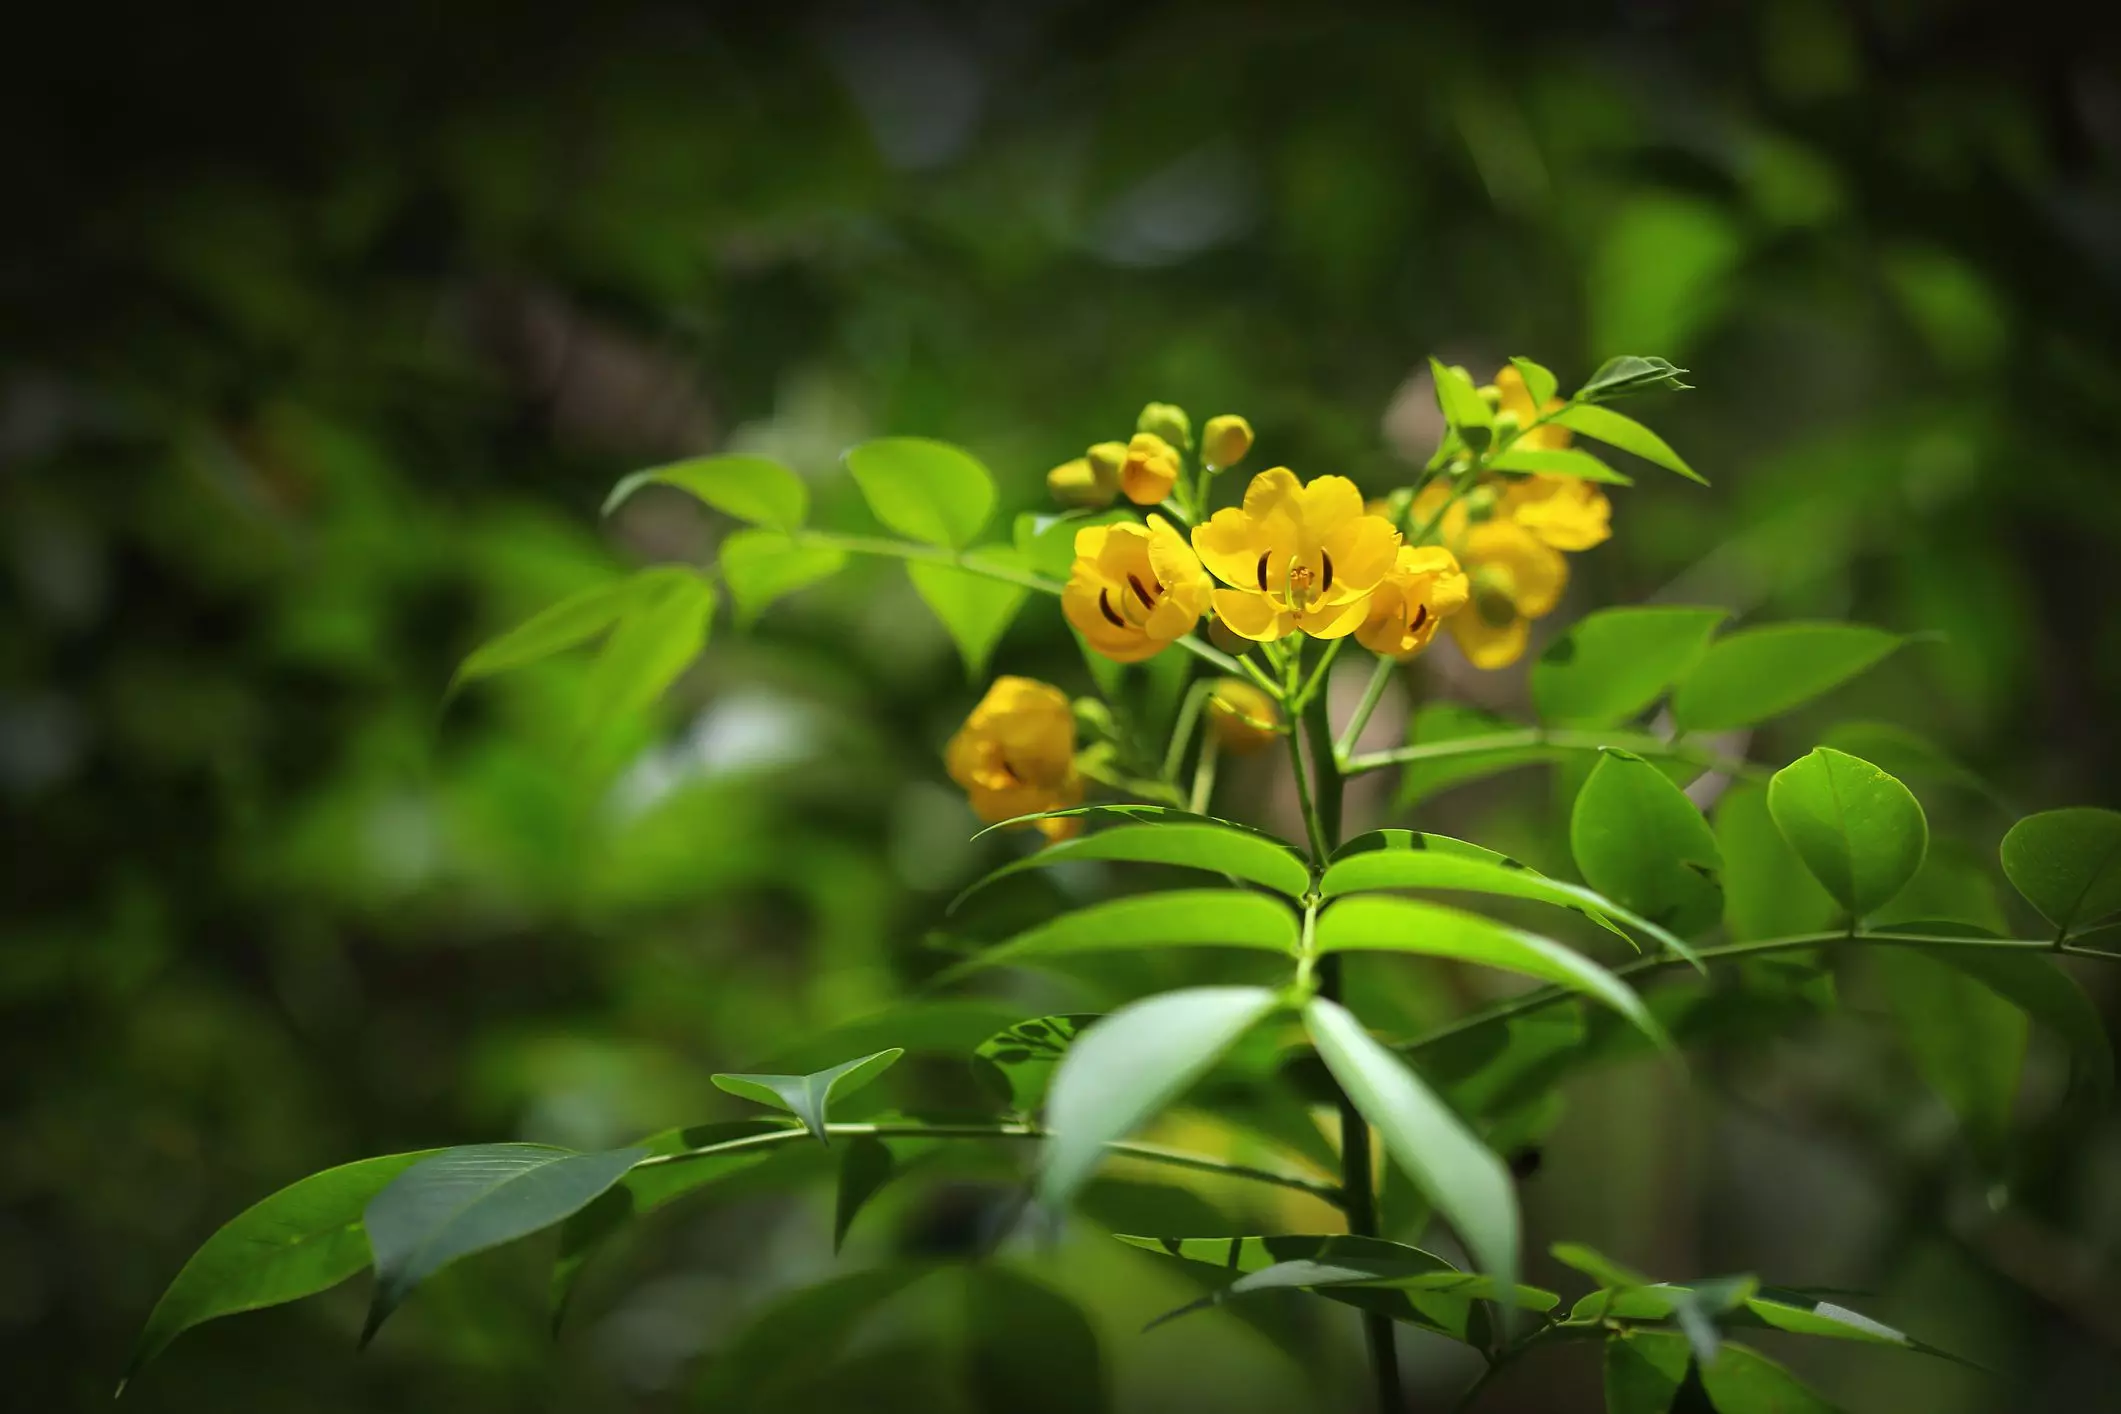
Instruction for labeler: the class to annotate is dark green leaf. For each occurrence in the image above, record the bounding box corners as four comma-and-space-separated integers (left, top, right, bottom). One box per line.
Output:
712, 1049, 905, 1144
124, 1150, 436, 1388
451, 580, 633, 691
719, 529, 846, 625
1874, 949, 2025, 1165
1879, 947, 2113, 1111
953, 822, 1311, 910
971, 1014, 1099, 1114
945, 891, 1302, 978
1573, 355, 1694, 401
1670, 623, 1904, 733
1571, 750, 1724, 938
1767, 749, 1928, 920
583, 568, 714, 734
362, 1143, 646, 1344
1553, 1241, 1653, 1290
1713, 783, 1838, 941
2000, 807, 2121, 935
845, 437, 995, 548
693, 1266, 932, 1410
1486, 447, 1632, 484
1533, 607, 1729, 727
963, 1265, 1109, 1414
907, 558, 1028, 678
1040, 987, 1281, 1210
1698, 1340, 1845, 1413
833, 1137, 899, 1254
1304, 998, 1519, 1305
603, 453, 808, 530
1550, 404, 1705, 483
1604, 1327, 1692, 1413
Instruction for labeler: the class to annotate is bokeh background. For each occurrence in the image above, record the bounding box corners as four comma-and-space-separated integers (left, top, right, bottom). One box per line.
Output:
8, 1, 2121, 1409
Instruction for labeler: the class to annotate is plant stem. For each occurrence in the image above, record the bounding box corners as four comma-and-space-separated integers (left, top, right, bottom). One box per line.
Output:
1189, 735, 1221, 814
1341, 726, 1765, 782
635, 1120, 1344, 1205
1336, 656, 1398, 763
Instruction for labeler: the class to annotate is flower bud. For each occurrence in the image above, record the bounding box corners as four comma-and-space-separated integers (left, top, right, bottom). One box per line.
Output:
1120, 432, 1181, 506
1201, 414, 1253, 471
1462, 484, 1501, 522
1047, 456, 1117, 509
1206, 679, 1279, 753
1490, 409, 1521, 441
1136, 402, 1192, 452
1476, 382, 1504, 411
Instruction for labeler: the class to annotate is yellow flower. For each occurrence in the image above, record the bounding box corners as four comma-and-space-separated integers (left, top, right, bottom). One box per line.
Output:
1205, 679, 1280, 753
1493, 364, 1571, 451
945, 677, 1084, 841
1448, 520, 1567, 669
1202, 414, 1254, 471
1046, 456, 1118, 509
1356, 546, 1470, 659
1192, 469, 1401, 641
1499, 475, 1610, 551
1062, 515, 1213, 663
1120, 432, 1182, 506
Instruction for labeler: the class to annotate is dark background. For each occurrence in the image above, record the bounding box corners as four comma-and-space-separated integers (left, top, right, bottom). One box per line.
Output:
7, 1, 2121, 1409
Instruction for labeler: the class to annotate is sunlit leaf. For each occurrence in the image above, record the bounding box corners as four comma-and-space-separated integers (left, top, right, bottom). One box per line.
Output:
908, 557, 1028, 678
1713, 782, 1839, 941
1396, 703, 1559, 806
971, 1014, 1099, 1114
1549, 404, 1705, 483
719, 528, 846, 625
1430, 358, 1494, 436
2000, 807, 2121, 936
1670, 623, 1904, 733
1571, 750, 1724, 938
952, 822, 1312, 909
1015, 508, 1138, 582
451, 579, 634, 691
946, 891, 1303, 978
1573, 355, 1694, 401
1767, 749, 1928, 920
845, 437, 995, 548
1821, 721, 1996, 803
603, 453, 808, 530
1507, 356, 1558, 407
712, 1049, 905, 1144
583, 567, 714, 734
1532, 607, 1728, 727
1485, 447, 1632, 484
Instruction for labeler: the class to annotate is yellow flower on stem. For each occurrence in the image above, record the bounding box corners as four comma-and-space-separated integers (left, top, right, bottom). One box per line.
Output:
1355, 546, 1470, 659
945, 677, 1084, 841
1191, 468, 1401, 641
1499, 475, 1611, 551
1448, 519, 1567, 669
1205, 678, 1280, 753
1061, 515, 1213, 663
1120, 432, 1182, 506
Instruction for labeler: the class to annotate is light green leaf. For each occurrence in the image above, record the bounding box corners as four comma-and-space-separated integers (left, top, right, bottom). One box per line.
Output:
1820, 720, 1996, 803
603, 453, 807, 530
362, 1143, 646, 1344
1766, 748, 1928, 919
1735, 1288, 1952, 1359
1532, 607, 1729, 727
1670, 622, 1904, 733
946, 891, 1302, 978
124, 1150, 436, 1388
582, 568, 714, 733
963, 1266, 1109, 1414
1550, 404, 1705, 483
2000, 807, 2121, 936
1553, 1241, 1653, 1291
971, 1014, 1100, 1115
451, 579, 634, 691
845, 437, 995, 548
1397, 703, 1561, 805
972, 803, 1289, 840
1697, 1340, 1847, 1413
952, 822, 1312, 909
1508, 356, 1558, 407
1430, 358, 1494, 436
1603, 1327, 1692, 1414
1573, 355, 1694, 401
1332, 829, 1522, 866
712, 1049, 905, 1144
1713, 783, 1838, 941
719, 529, 847, 625
1015, 508, 1138, 581
1040, 987, 1281, 1210
1485, 447, 1632, 484
1316, 897, 1666, 1043
1874, 948, 2026, 1166
1304, 998, 1519, 1308
1571, 750, 1724, 938
907, 558, 1027, 678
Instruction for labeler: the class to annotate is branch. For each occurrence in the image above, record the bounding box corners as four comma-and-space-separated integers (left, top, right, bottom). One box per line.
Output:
1341, 726, 1768, 782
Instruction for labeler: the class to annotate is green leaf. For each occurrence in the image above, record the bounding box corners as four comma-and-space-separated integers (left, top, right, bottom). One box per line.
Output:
833, 1136, 899, 1254
2000, 807, 2121, 936
1573, 355, 1694, 401
583, 568, 715, 733
1397, 703, 1561, 805
719, 528, 846, 625
1571, 750, 1724, 938
711, 1049, 905, 1144
972, 803, 1293, 841
1315, 897, 1666, 1044
1697, 1340, 1846, 1413
1485, 447, 1632, 484
692, 1266, 931, 1409
1766, 749, 1928, 919
1303, 998, 1519, 1308
971, 1014, 1099, 1114
1553, 1241, 1653, 1290
1670, 623, 1904, 733
1550, 405, 1705, 483
1713, 782, 1839, 941
1015, 508, 1138, 582
1333, 829, 1521, 866
845, 437, 995, 548
907, 558, 1028, 678
1874, 948, 2026, 1166
1820, 721, 1996, 803
603, 453, 808, 530
361, 1143, 646, 1344
1604, 1327, 1693, 1413
945, 891, 1302, 978
1039, 986, 1281, 1210
1508, 356, 1559, 407
952, 822, 1312, 909
1868, 839, 2008, 935
1430, 358, 1495, 435
1880, 947, 2112, 1112
1735, 1288, 1956, 1360
963, 1266, 1109, 1414
123, 1150, 436, 1388
451, 580, 633, 691
1533, 607, 1729, 727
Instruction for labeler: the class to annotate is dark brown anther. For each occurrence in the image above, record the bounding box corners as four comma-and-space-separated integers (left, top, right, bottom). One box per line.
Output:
1098, 588, 1127, 628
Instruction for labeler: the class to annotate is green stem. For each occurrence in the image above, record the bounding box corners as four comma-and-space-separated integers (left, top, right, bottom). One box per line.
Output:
1342, 727, 1765, 782
1162, 680, 1216, 782
1293, 636, 1346, 712
1283, 669, 1333, 863
1189, 734, 1221, 814
635, 1120, 1344, 1206
1335, 656, 1398, 763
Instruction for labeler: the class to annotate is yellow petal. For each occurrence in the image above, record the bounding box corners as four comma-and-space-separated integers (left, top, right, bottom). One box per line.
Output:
1297, 475, 1365, 536
1240, 467, 1304, 522
1450, 611, 1530, 669
1319, 513, 1401, 597
1212, 588, 1293, 642
1295, 592, 1372, 640
1193, 506, 1272, 590
1073, 523, 1113, 560
1146, 514, 1210, 596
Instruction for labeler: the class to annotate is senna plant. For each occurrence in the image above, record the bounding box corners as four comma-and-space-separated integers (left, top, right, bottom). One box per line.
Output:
126, 354, 2121, 1412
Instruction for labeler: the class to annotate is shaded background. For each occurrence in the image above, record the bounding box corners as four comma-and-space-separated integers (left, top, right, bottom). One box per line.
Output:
7, 0, 2121, 1408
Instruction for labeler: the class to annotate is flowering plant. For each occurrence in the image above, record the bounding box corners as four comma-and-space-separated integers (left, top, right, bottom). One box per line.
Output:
126, 354, 2119, 1412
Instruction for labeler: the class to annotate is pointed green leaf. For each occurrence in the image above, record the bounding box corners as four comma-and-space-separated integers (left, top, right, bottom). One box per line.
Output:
362, 1143, 646, 1344
906, 557, 1027, 678
1604, 1327, 1693, 1413
1550, 404, 1704, 483
1573, 355, 1693, 401
1040, 987, 1281, 1210
693, 1266, 931, 1409
1396, 703, 1563, 805
1015, 508, 1139, 581
1333, 829, 1520, 866
1430, 358, 1495, 435
1304, 998, 1519, 1306
711, 1049, 905, 1144
963, 1266, 1109, 1414
582, 568, 714, 733
1486, 447, 1633, 484
1553, 1241, 1653, 1291
971, 1014, 1100, 1114
1736, 1288, 1958, 1361
1670, 623, 1904, 733
603, 453, 807, 530
947, 891, 1302, 978
451, 580, 634, 691
1316, 897, 1666, 1043
1571, 750, 1724, 938
1713, 783, 1839, 941
2000, 807, 2121, 936
1766, 749, 1927, 920
1698, 1340, 1846, 1413
1878, 947, 2113, 1111
1873, 948, 2026, 1165
972, 803, 1294, 842
1508, 356, 1558, 407
123, 1150, 437, 1389
719, 528, 846, 625
845, 437, 995, 548
952, 822, 1312, 909
1820, 721, 1996, 803
833, 1136, 898, 1254
1533, 607, 1729, 727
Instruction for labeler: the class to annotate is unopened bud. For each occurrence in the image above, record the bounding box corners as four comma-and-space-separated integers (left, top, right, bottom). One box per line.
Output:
1201, 414, 1253, 471
1136, 402, 1193, 452
1206, 680, 1280, 753
1462, 485, 1501, 522
1476, 383, 1503, 411
1047, 456, 1117, 509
